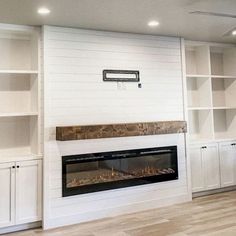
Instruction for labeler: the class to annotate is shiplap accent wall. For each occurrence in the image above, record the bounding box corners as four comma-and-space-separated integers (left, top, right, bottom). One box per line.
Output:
43, 26, 190, 229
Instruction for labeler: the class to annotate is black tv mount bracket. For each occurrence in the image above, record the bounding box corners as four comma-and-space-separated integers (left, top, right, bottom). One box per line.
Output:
103, 70, 140, 82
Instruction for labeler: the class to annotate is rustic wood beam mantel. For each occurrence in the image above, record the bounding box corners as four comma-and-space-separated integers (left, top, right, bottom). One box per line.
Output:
56, 121, 187, 141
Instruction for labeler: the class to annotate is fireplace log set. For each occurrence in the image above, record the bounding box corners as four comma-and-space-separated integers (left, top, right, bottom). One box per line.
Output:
67, 167, 176, 188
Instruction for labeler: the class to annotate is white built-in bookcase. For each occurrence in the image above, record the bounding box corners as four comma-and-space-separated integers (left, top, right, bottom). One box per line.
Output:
0, 24, 41, 160
185, 41, 236, 142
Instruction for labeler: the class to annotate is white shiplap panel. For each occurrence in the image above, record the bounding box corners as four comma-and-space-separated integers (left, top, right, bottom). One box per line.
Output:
47, 59, 181, 71
46, 26, 179, 43
46, 41, 181, 56
45, 49, 180, 61
48, 73, 182, 81
46, 31, 180, 48
49, 81, 182, 91
43, 26, 189, 229
48, 114, 184, 127
47, 66, 182, 77
50, 182, 188, 207
48, 51, 181, 63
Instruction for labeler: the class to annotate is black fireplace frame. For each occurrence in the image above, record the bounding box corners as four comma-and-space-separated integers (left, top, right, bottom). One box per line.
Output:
62, 146, 178, 197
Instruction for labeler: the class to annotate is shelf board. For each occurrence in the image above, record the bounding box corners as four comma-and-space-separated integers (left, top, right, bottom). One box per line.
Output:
189, 138, 214, 143
211, 75, 236, 79
188, 107, 236, 110
187, 74, 236, 79
0, 112, 38, 117
189, 138, 236, 144
213, 107, 236, 110
0, 153, 43, 164
188, 107, 212, 110
186, 74, 210, 78
0, 70, 38, 75
214, 134, 236, 142
214, 137, 236, 142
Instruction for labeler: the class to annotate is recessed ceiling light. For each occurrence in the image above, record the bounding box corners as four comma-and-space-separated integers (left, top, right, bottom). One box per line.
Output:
148, 21, 160, 27
38, 7, 51, 15
232, 30, 236, 36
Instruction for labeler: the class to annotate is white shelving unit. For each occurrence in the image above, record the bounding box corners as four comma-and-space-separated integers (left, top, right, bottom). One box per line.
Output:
0, 24, 42, 231
0, 25, 41, 160
185, 41, 236, 142
186, 41, 236, 195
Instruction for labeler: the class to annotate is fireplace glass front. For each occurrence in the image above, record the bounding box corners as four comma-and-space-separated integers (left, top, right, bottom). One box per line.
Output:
62, 146, 178, 197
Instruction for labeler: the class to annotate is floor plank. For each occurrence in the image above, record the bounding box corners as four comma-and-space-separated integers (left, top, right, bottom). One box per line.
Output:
6, 191, 236, 236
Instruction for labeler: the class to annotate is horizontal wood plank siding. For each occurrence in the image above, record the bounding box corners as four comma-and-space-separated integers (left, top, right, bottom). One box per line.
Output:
43, 26, 189, 229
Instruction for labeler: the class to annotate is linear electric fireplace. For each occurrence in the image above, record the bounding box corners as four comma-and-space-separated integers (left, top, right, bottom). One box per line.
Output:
62, 146, 178, 197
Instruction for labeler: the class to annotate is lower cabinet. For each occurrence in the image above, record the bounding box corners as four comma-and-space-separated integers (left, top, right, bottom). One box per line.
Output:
219, 141, 236, 187
190, 143, 220, 193
0, 160, 42, 228
203, 144, 221, 190
189, 146, 205, 193
190, 141, 236, 193
0, 162, 15, 228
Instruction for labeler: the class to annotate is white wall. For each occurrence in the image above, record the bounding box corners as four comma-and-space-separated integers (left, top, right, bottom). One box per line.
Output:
43, 26, 190, 229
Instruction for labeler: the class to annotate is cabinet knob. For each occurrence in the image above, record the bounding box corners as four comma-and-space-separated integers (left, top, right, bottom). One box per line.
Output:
201, 146, 207, 149
16, 165, 19, 168
12, 166, 15, 169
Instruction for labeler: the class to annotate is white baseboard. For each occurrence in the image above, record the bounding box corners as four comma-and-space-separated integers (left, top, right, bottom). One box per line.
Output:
193, 186, 236, 198
0, 221, 41, 235
44, 193, 191, 230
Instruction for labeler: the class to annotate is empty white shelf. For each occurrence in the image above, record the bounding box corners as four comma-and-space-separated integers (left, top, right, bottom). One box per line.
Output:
186, 74, 210, 78
211, 75, 236, 79
0, 70, 38, 74
188, 107, 212, 110
0, 112, 38, 117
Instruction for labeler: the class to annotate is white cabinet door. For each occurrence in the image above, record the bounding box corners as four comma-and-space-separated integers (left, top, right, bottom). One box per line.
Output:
219, 141, 236, 187
189, 146, 205, 193
0, 162, 15, 228
15, 160, 42, 225
203, 144, 221, 190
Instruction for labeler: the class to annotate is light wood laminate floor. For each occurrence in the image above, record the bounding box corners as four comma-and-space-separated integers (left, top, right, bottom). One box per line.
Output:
7, 191, 236, 236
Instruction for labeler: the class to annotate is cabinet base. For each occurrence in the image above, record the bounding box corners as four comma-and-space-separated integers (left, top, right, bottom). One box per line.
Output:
193, 186, 236, 198
0, 221, 41, 234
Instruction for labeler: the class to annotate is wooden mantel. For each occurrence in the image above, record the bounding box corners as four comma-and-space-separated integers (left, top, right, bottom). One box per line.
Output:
56, 121, 187, 141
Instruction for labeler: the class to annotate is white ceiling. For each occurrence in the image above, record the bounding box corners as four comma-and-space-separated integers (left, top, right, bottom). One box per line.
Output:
0, 0, 236, 43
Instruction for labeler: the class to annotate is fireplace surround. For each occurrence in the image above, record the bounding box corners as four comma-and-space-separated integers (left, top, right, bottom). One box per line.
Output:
62, 146, 178, 197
